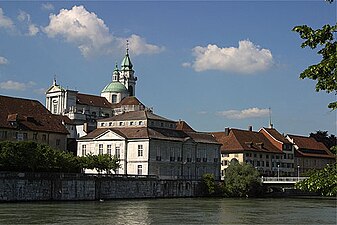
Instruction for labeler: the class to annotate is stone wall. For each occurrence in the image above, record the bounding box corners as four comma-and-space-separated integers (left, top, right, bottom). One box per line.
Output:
0, 172, 201, 202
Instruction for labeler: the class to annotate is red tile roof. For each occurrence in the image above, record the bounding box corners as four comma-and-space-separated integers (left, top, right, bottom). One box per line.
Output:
212, 128, 282, 154
261, 127, 291, 144
112, 96, 145, 108
0, 95, 68, 134
76, 93, 113, 108
176, 120, 195, 132
288, 134, 335, 159
98, 110, 174, 122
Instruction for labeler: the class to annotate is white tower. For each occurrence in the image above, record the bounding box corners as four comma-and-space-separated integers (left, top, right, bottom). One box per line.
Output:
119, 42, 137, 96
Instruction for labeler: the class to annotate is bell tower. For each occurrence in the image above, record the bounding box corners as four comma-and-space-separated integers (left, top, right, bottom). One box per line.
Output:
119, 41, 137, 96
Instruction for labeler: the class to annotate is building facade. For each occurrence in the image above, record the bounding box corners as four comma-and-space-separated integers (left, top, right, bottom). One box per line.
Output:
213, 127, 288, 179
77, 111, 221, 180
286, 134, 335, 175
0, 95, 68, 150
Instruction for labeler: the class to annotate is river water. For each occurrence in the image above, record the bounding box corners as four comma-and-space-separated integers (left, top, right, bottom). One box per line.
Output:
0, 198, 335, 225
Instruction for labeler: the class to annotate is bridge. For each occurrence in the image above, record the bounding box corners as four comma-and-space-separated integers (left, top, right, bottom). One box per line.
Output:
261, 176, 308, 184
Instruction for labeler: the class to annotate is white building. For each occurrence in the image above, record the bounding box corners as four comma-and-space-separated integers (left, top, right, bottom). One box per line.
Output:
77, 111, 221, 180
45, 49, 144, 141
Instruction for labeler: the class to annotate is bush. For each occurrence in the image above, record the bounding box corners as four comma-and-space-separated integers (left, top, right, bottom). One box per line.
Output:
221, 162, 263, 197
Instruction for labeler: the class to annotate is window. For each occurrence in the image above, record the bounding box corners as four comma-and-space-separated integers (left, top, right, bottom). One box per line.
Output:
254, 153, 257, 158
56, 139, 60, 146
53, 103, 57, 114
99, 144, 103, 154
130, 121, 134, 126
137, 165, 142, 175
138, 145, 143, 157
0, 131, 7, 139
266, 161, 270, 167
119, 122, 124, 126
112, 95, 117, 103
115, 146, 120, 158
42, 134, 47, 141
82, 145, 87, 156
260, 154, 262, 158
266, 155, 269, 159
170, 147, 175, 161
23, 133, 28, 140
107, 145, 112, 155
156, 147, 161, 161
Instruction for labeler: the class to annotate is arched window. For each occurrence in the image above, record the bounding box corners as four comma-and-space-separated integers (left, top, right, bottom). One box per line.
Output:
111, 94, 117, 103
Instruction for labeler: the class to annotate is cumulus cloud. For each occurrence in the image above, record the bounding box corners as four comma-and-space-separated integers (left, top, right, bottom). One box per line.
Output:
0, 56, 9, 65
217, 107, 269, 119
44, 5, 163, 57
185, 40, 273, 74
17, 10, 39, 36
0, 80, 36, 91
0, 8, 14, 30
122, 34, 164, 56
41, 3, 54, 11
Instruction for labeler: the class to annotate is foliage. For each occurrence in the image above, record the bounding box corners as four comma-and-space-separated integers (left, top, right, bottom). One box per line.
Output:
0, 141, 81, 172
221, 162, 263, 197
330, 145, 337, 155
201, 173, 217, 196
292, 3, 337, 110
79, 153, 120, 174
0, 141, 120, 174
295, 163, 337, 196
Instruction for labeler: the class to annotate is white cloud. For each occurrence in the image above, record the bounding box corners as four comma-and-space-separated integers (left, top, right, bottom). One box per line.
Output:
186, 40, 273, 74
34, 87, 47, 95
28, 24, 39, 36
122, 34, 165, 56
17, 10, 39, 36
217, 107, 269, 119
0, 80, 35, 91
41, 3, 54, 11
0, 8, 14, 30
44, 5, 163, 57
0, 56, 9, 65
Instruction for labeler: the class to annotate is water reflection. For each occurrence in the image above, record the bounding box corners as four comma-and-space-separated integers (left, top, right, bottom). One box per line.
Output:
0, 198, 335, 224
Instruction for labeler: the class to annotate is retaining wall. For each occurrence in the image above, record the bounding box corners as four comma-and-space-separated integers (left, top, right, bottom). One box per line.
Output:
0, 172, 201, 202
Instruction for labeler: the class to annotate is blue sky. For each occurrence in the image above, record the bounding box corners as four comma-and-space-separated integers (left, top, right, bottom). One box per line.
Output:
0, 1, 336, 136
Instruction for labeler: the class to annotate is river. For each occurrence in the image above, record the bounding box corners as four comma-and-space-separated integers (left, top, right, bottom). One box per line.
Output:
0, 198, 335, 224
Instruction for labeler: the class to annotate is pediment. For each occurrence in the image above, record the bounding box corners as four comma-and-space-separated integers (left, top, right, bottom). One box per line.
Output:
94, 129, 126, 141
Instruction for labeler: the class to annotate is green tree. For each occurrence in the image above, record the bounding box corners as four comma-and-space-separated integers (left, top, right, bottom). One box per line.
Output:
222, 162, 263, 197
201, 173, 217, 196
79, 153, 120, 174
292, 1, 337, 109
295, 163, 337, 196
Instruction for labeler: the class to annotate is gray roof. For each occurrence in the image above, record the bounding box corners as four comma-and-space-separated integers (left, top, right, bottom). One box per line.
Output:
98, 110, 174, 123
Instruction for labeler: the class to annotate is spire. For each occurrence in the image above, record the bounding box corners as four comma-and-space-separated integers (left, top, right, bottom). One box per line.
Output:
53, 75, 57, 86
269, 107, 274, 128
121, 40, 133, 70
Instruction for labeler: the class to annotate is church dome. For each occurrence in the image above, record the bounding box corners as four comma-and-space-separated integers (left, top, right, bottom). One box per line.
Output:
101, 82, 128, 93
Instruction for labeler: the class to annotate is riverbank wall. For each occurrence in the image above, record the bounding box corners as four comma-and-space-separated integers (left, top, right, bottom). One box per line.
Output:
0, 172, 201, 202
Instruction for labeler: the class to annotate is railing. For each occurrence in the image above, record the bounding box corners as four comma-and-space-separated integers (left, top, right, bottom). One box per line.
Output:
261, 176, 308, 183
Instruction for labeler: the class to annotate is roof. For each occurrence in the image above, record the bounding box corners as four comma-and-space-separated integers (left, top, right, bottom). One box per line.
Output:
212, 128, 282, 154
112, 96, 145, 108
262, 127, 291, 144
98, 110, 174, 123
0, 95, 68, 134
121, 50, 133, 70
76, 93, 113, 108
101, 82, 128, 93
288, 134, 335, 159
80, 126, 219, 144
176, 120, 195, 132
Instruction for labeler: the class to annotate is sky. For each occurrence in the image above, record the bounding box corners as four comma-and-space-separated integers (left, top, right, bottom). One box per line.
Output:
0, 1, 336, 136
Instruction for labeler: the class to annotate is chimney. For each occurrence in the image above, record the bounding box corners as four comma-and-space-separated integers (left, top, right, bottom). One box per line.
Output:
225, 127, 230, 136
248, 125, 253, 132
